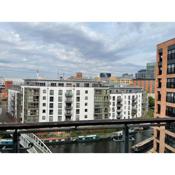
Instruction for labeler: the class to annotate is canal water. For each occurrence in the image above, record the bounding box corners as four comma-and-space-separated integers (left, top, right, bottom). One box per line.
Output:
48, 128, 153, 153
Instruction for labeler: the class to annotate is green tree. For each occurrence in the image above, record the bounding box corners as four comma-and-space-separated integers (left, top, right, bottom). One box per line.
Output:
148, 96, 155, 110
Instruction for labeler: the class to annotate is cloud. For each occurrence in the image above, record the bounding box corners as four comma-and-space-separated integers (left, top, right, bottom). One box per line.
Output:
0, 22, 175, 78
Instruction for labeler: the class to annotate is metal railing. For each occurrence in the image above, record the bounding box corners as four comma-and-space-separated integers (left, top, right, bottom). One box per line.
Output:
1, 117, 175, 153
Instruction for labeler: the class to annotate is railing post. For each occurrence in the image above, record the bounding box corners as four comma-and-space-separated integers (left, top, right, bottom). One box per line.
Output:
124, 124, 129, 153
13, 129, 19, 153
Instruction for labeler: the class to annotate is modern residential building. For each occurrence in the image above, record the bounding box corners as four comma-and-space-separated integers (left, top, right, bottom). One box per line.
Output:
8, 79, 144, 123
8, 79, 109, 123
109, 87, 142, 120
154, 38, 175, 153
132, 79, 155, 94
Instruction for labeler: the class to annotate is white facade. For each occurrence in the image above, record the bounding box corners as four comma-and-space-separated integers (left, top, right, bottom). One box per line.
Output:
21, 86, 95, 123
8, 79, 144, 123
109, 91, 142, 120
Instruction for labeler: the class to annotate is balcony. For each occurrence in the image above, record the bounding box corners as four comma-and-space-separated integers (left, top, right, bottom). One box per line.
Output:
65, 98, 72, 103
1, 118, 175, 153
65, 92, 73, 97
65, 111, 72, 116
65, 106, 72, 110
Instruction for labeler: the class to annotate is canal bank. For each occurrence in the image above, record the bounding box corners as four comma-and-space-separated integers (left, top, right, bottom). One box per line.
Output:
47, 128, 153, 153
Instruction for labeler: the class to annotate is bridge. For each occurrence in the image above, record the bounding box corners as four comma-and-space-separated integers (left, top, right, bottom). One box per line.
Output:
0, 117, 175, 153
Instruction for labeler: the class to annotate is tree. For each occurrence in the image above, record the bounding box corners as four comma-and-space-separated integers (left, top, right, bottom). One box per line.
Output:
148, 96, 155, 110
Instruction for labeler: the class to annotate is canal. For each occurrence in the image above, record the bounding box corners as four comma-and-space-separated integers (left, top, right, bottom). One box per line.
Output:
48, 128, 153, 153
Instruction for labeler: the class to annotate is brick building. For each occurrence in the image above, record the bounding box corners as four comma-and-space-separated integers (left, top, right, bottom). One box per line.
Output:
154, 38, 175, 153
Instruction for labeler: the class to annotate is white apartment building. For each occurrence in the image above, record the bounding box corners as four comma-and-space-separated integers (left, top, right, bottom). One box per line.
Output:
8, 79, 109, 123
109, 87, 142, 120
8, 79, 143, 123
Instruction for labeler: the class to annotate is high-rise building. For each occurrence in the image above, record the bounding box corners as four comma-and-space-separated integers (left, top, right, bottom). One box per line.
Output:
135, 69, 146, 79
154, 38, 175, 153
146, 62, 156, 79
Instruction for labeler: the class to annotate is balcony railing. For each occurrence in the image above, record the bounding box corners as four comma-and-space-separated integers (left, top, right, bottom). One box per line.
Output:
1, 118, 175, 153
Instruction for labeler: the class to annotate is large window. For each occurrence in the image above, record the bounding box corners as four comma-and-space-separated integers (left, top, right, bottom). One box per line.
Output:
50, 90, 54, 95
167, 64, 175, 74
168, 46, 175, 60
166, 92, 175, 103
167, 78, 175, 88
166, 106, 175, 117
58, 90, 63, 95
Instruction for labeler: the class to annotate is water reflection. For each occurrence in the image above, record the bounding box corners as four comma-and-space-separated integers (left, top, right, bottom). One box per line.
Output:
48, 128, 153, 153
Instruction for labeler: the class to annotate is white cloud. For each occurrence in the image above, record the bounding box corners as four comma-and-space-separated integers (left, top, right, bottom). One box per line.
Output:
0, 22, 175, 78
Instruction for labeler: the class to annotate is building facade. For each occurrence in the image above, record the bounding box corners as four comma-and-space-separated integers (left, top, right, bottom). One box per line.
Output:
109, 87, 142, 120
135, 69, 146, 79
132, 79, 155, 94
154, 38, 175, 153
8, 79, 144, 123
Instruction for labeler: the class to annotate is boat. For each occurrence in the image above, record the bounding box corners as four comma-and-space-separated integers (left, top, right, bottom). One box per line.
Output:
112, 136, 135, 142
0, 139, 13, 146
77, 135, 99, 142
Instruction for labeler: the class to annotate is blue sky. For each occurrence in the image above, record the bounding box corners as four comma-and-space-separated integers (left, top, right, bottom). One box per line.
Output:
0, 22, 175, 79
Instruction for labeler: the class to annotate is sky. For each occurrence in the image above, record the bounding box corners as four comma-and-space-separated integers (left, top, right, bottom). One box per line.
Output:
0, 22, 175, 79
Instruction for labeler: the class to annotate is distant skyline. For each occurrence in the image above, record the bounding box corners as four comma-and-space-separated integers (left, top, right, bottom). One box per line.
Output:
0, 22, 174, 79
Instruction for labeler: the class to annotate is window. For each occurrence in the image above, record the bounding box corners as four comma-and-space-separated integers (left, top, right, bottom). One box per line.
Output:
113, 96, 115, 101
84, 83, 89, 87
166, 106, 175, 117
49, 103, 54, 108
85, 90, 88, 94
49, 110, 53, 115
43, 96, 46, 100
85, 103, 88, 106
58, 103, 62, 108
84, 115, 88, 119
51, 83, 56, 87
42, 109, 46, 113
49, 116, 53, 122
58, 90, 63, 95
50, 97, 54, 102
76, 97, 80, 102
43, 89, 46, 93
50, 90, 54, 95
76, 90, 80, 95
76, 83, 80, 87
58, 109, 62, 115
85, 96, 88, 100
76, 109, 80, 114
166, 92, 175, 103
58, 83, 64, 87
167, 78, 175, 88
85, 109, 88, 112
76, 103, 80, 108
43, 103, 46, 107
42, 116, 46, 120
58, 116, 62, 121
58, 96, 62, 102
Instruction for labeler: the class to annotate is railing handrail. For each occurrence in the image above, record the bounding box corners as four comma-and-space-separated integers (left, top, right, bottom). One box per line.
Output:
0, 118, 175, 130
24, 133, 51, 153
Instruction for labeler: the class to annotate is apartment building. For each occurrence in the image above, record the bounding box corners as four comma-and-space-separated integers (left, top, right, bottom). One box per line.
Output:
154, 38, 175, 153
132, 79, 155, 94
8, 79, 109, 123
109, 87, 142, 120
8, 79, 143, 123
